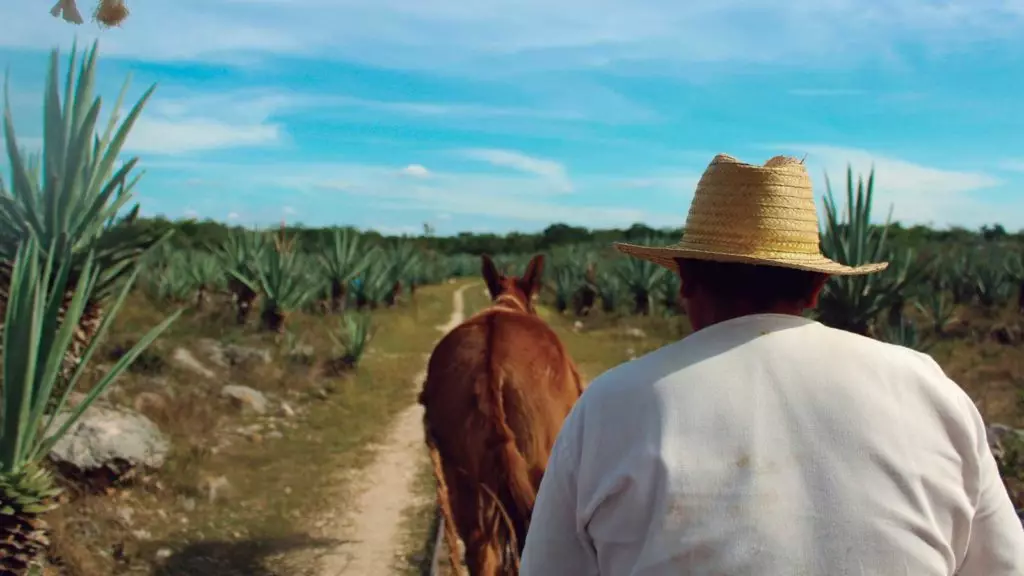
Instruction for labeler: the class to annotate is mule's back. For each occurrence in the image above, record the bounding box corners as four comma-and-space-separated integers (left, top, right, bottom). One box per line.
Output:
422, 306, 579, 469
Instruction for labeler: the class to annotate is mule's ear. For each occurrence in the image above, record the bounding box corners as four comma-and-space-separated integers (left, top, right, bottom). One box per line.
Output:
481, 254, 502, 299
521, 254, 545, 296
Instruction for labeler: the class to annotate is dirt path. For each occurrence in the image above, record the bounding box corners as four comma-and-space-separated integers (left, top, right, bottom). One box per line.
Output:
315, 284, 472, 576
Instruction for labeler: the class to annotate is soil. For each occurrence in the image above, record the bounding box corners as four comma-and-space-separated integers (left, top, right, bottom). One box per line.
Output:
313, 284, 471, 575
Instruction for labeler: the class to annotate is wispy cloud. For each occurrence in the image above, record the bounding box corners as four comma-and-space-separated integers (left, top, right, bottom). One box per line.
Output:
5, 0, 1024, 72
770, 144, 1004, 227
153, 159, 685, 229
461, 148, 573, 192
126, 118, 281, 154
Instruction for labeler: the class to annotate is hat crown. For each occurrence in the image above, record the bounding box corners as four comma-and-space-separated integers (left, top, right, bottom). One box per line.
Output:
680, 154, 822, 258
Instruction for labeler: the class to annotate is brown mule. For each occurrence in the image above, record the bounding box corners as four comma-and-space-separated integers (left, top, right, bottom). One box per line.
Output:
420, 254, 584, 576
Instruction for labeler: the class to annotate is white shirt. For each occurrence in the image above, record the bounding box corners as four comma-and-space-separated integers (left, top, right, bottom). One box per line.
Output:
521, 314, 1024, 575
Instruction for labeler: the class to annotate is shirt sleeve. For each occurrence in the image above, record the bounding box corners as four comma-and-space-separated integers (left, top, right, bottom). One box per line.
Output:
520, 410, 600, 576
957, 395, 1024, 575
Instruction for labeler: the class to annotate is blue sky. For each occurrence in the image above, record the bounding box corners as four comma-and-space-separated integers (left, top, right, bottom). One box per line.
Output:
2, 0, 1024, 235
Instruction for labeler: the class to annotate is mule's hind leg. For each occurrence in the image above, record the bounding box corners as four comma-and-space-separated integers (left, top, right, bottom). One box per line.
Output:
464, 512, 502, 576
451, 482, 502, 576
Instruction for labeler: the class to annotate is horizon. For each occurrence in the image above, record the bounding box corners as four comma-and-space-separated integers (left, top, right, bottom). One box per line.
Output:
3, 1, 1024, 235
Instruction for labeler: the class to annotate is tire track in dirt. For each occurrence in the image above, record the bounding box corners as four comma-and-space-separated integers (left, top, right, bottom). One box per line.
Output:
316, 283, 472, 576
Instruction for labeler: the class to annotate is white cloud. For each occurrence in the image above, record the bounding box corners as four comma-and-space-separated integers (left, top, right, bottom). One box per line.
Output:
227, 211, 240, 220
399, 164, 431, 178
125, 117, 280, 154
282, 205, 297, 215
122, 90, 286, 154
461, 148, 572, 192
771, 144, 1004, 227
199, 160, 680, 229
5, 0, 1023, 71
183, 207, 199, 218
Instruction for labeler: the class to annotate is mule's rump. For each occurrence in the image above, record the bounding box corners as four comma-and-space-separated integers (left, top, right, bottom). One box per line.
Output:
420, 306, 582, 574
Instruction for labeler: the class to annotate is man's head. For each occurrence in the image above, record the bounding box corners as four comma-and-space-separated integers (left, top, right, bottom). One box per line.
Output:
675, 258, 829, 331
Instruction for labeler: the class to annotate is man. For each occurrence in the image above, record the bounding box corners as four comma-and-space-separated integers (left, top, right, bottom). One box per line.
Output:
520, 154, 1024, 575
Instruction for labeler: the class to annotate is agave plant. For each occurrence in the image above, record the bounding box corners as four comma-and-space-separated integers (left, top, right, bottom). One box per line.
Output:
385, 241, 423, 304
317, 229, 373, 313
0, 42, 170, 381
447, 254, 478, 277
231, 230, 316, 333
0, 236, 179, 575
595, 269, 622, 313
816, 167, 927, 336
328, 312, 374, 371
615, 241, 668, 315
183, 251, 224, 309
939, 252, 977, 305
657, 270, 682, 316
217, 228, 267, 324
915, 290, 956, 335
881, 317, 931, 352
972, 254, 1015, 309
549, 264, 581, 313
353, 260, 397, 309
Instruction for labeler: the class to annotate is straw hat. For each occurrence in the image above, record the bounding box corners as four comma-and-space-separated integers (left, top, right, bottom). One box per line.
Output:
614, 154, 888, 276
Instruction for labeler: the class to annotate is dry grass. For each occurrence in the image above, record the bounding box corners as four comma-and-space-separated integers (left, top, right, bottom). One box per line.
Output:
45, 280, 470, 576
539, 307, 685, 384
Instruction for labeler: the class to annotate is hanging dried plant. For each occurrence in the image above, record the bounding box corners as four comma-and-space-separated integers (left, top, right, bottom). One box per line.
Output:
93, 0, 130, 28
50, 0, 85, 24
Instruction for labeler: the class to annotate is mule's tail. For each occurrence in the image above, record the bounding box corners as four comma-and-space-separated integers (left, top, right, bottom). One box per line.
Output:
425, 430, 467, 576
484, 371, 538, 562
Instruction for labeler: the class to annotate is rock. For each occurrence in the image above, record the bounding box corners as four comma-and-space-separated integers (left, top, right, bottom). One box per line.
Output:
172, 348, 215, 379
266, 430, 283, 440
132, 392, 169, 417
197, 338, 230, 368
221, 385, 268, 415
278, 402, 296, 418
626, 347, 637, 360
199, 475, 232, 503
197, 339, 272, 368
116, 506, 135, 526
223, 344, 272, 367
155, 548, 173, 561
573, 320, 584, 333
48, 406, 169, 472
623, 327, 647, 339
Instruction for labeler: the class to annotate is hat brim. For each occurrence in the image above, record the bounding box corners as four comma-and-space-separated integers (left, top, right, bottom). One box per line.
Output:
613, 242, 888, 276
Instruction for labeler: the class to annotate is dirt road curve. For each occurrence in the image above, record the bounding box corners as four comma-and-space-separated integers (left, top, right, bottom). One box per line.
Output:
316, 284, 472, 576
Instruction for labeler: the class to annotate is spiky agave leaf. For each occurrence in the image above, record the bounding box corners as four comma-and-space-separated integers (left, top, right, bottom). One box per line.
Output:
817, 167, 927, 335
0, 236, 178, 573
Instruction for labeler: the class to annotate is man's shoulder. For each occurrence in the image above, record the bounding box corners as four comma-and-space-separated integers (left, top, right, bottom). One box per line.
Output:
582, 341, 686, 401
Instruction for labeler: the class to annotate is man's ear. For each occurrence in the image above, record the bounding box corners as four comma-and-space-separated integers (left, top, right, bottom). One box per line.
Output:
481, 254, 502, 299
805, 273, 831, 308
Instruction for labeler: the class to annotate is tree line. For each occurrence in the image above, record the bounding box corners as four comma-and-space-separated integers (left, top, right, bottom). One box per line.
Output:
134, 217, 1023, 256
